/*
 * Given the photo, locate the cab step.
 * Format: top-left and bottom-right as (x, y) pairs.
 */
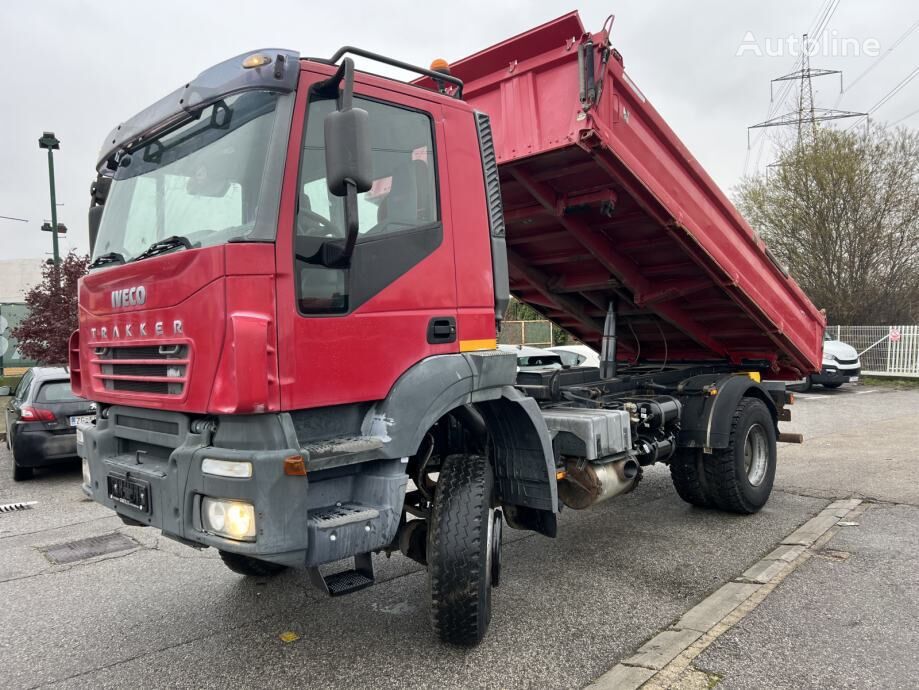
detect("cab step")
(308, 553), (375, 597)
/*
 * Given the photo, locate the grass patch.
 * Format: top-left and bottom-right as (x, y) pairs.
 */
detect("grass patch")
(862, 376), (919, 389)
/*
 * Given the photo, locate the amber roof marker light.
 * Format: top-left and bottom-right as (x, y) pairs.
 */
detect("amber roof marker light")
(242, 53), (272, 69)
(430, 58), (451, 75)
(430, 59), (452, 94)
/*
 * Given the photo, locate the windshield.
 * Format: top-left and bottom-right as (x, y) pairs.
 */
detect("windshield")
(93, 90), (281, 264)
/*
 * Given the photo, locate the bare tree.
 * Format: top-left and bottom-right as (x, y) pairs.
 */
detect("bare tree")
(735, 126), (919, 324)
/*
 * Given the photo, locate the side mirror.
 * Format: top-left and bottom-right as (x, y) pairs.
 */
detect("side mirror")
(324, 107), (372, 197)
(315, 57), (371, 267)
(88, 175), (112, 255)
(0, 386), (10, 396)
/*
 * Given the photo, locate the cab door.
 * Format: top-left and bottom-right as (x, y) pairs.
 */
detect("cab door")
(275, 68), (458, 410)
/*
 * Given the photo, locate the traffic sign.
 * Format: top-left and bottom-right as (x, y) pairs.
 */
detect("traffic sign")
(889, 327), (901, 343)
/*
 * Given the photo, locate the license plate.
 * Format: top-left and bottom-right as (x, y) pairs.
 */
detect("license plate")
(107, 474), (151, 513)
(70, 414), (95, 427)
(849, 376), (859, 382)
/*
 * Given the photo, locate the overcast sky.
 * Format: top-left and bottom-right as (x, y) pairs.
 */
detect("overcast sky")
(1, 0), (916, 261)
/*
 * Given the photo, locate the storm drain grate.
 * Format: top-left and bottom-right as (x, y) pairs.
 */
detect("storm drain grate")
(0, 501), (37, 513)
(41, 532), (137, 565)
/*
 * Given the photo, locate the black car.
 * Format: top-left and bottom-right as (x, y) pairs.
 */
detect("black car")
(4, 367), (95, 481)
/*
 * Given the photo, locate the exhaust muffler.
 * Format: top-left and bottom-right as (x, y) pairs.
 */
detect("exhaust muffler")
(558, 457), (640, 510)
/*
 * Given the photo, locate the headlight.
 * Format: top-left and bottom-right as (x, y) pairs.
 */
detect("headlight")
(202, 498), (256, 541)
(82, 457), (91, 487)
(202, 458), (253, 478)
(826, 354), (839, 362)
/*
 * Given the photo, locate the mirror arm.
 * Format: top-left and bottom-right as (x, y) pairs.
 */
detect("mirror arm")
(341, 183), (359, 262)
(314, 57), (354, 106)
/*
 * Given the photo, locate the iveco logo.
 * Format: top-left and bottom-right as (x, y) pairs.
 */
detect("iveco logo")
(112, 286), (147, 308)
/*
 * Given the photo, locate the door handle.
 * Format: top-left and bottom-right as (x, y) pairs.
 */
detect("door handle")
(427, 317), (457, 344)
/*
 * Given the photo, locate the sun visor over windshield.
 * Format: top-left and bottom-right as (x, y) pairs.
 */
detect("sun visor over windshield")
(97, 49), (299, 171)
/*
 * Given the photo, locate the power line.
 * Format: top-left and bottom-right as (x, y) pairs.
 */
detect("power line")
(838, 19), (919, 103)
(744, 0), (842, 174)
(891, 104), (919, 126)
(0, 215), (29, 223)
(845, 65), (919, 130)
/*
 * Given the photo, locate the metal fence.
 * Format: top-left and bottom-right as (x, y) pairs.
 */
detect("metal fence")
(498, 320), (553, 347)
(831, 325), (919, 378)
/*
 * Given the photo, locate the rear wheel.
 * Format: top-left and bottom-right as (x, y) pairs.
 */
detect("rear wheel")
(428, 453), (502, 646)
(218, 551), (288, 577)
(703, 397), (777, 514)
(670, 449), (713, 508)
(792, 376), (812, 392)
(10, 443), (33, 481)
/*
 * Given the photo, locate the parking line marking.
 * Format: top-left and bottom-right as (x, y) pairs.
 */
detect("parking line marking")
(855, 389), (878, 395)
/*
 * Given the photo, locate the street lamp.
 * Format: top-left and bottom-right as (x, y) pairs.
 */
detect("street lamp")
(38, 131), (61, 265)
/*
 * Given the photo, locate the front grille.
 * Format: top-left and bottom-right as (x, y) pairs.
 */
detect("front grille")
(112, 379), (170, 394)
(115, 414), (179, 435)
(836, 358), (859, 366)
(110, 346), (172, 360)
(93, 344), (189, 397)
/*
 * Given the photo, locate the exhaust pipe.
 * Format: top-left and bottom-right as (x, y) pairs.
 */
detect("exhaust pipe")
(558, 457), (640, 510)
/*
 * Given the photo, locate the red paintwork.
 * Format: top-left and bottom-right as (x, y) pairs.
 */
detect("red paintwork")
(73, 244), (280, 414)
(74, 12), (824, 414)
(274, 64), (495, 411)
(75, 62), (495, 413)
(422, 12), (825, 377)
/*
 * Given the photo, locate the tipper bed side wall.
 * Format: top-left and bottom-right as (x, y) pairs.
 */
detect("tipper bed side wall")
(445, 12), (824, 377)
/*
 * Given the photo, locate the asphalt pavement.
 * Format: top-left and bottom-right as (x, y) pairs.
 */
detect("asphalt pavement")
(0, 383), (916, 688)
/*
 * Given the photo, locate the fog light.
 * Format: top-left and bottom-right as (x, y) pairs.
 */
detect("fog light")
(202, 498), (256, 541)
(82, 457), (91, 487)
(202, 458), (253, 478)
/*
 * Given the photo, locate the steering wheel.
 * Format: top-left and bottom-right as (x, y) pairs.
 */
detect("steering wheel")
(297, 208), (336, 236)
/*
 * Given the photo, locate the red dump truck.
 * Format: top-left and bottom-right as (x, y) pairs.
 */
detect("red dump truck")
(73, 12), (824, 645)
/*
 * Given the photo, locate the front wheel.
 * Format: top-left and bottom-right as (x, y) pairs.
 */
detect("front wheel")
(822, 382), (843, 389)
(703, 397), (777, 514)
(428, 453), (502, 646)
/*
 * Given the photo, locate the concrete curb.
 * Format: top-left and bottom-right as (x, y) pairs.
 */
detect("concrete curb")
(587, 498), (865, 690)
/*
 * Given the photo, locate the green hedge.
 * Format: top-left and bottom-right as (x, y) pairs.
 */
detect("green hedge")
(0, 375), (22, 391)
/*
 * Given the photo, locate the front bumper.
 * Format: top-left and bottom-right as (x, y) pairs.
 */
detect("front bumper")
(13, 427), (78, 466)
(811, 363), (860, 385)
(79, 406), (405, 567)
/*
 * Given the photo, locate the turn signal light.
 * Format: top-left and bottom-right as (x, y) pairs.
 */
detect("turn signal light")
(20, 406), (55, 422)
(556, 469), (567, 481)
(284, 456), (307, 476)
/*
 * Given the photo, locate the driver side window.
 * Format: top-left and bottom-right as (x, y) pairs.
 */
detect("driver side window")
(295, 94), (439, 314)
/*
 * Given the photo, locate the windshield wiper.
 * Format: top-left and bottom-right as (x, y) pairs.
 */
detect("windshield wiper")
(89, 251), (125, 268)
(132, 235), (192, 262)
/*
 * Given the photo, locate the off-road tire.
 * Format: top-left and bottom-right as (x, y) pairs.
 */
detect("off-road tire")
(703, 397), (776, 514)
(428, 453), (496, 646)
(218, 551), (288, 577)
(822, 382), (843, 389)
(670, 448), (713, 508)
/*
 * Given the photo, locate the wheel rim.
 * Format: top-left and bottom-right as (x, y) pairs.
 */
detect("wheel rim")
(744, 423), (769, 486)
